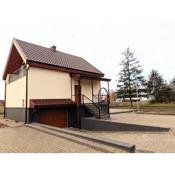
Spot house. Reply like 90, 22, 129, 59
3, 39, 110, 128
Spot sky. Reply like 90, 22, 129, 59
0, 0, 175, 99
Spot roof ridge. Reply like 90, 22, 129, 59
15, 38, 83, 60
14, 38, 104, 75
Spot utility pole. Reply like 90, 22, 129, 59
136, 78, 140, 112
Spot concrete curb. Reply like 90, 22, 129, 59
137, 111, 175, 116
81, 118, 170, 132
110, 110, 136, 115
26, 124, 112, 153
27, 123, 135, 153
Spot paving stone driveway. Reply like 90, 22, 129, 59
87, 130, 175, 153
81, 112, 175, 152
0, 126, 100, 153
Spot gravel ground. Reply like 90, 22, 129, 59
110, 113, 175, 128
0, 116, 24, 127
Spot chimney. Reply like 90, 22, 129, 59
50, 45, 56, 51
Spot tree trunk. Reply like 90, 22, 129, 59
129, 94, 133, 107
128, 82, 133, 107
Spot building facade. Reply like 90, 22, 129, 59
3, 39, 110, 128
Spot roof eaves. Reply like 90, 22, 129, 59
2, 38, 28, 80
80, 57, 104, 75
27, 60, 104, 77
2, 41, 14, 80
13, 38, 28, 63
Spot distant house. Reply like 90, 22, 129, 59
3, 39, 110, 128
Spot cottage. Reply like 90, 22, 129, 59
3, 39, 110, 128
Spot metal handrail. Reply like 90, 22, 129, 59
98, 87, 110, 118
82, 93, 110, 119
82, 94, 100, 119
82, 94, 99, 108
92, 95, 99, 103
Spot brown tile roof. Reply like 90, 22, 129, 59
30, 99, 77, 108
15, 39, 104, 76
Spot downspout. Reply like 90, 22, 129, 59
107, 81, 110, 118
78, 78, 81, 128
70, 76, 72, 100
25, 66, 30, 124
91, 79, 94, 102
4, 81, 6, 118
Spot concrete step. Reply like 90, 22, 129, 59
27, 123, 135, 153
85, 104, 108, 117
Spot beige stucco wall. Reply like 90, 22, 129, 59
28, 67, 71, 105
93, 80, 101, 95
81, 79, 92, 101
71, 78, 100, 102
6, 76, 26, 107
5, 66, 101, 107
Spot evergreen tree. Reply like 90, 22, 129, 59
147, 70, 165, 102
170, 77, 175, 86
168, 77, 175, 102
117, 48, 147, 107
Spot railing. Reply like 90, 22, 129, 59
72, 90, 110, 119
8, 66, 26, 84
82, 94, 100, 118
82, 94, 110, 119
82, 95, 99, 108
98, 88, 110, 119
92, 95, 98, 103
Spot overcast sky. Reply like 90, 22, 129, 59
0, 0, 175, 99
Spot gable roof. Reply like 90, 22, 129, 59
3, 39, 104, 80
17, 39, 103, 75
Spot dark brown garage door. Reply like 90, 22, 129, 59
40, 109, 68, 128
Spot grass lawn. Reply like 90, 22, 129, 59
111, 102, 175, 114
138, 104, 175, 113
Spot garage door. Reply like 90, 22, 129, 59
40, 109, 68, 128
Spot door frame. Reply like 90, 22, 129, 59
74, 85, 81, 105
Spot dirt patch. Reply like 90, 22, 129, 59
138, 106, 175, 114
0, 122, 8, 128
